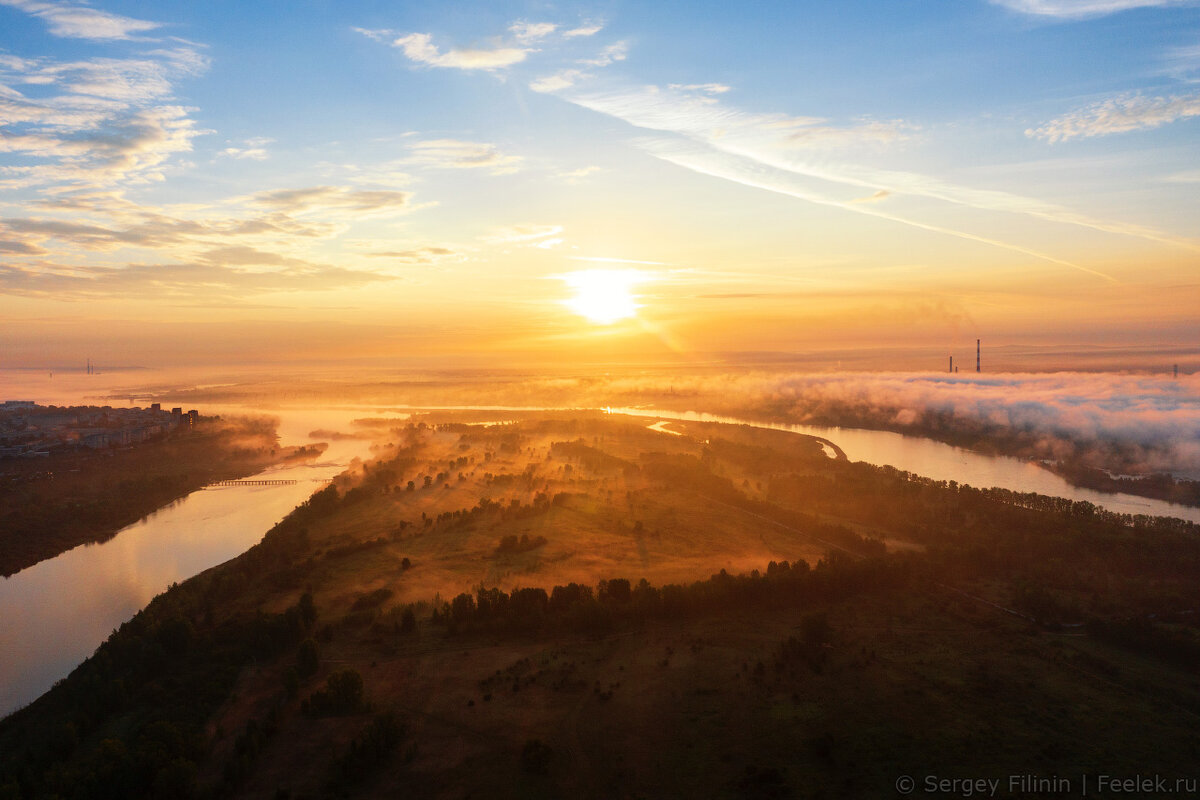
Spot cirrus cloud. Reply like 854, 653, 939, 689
0, 0, 160, 40
406, 139, 522, 175
1027, 91, 1200, 142
989, 0, 1194, 18
384, 31, 528, 70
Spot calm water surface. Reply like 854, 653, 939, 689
603, 407, 1200, 524
0, 403, 380, 716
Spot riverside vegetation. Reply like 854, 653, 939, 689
0, 415, 324, 577
2, 413, 1200, 798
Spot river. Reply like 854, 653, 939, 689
0, 403, 382, 717
1, 389, 1197, 717
603, 406, 1200, 523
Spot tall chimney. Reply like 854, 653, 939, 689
949, 355, 953, 373
976, 339, 980, 373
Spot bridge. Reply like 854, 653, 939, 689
209, 479, 299, 487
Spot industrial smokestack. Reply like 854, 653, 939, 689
976, 339, 980, 373
949, 355, 953, 373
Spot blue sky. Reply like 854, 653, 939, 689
0, 0, 1197, 365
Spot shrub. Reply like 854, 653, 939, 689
520, 738, 553, 774
302, 670, 366, 718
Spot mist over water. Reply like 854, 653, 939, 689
0, 402, 378, 717
3, 365, 1199, 717
606, 407, 1200, 522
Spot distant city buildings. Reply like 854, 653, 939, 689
0, 403, 200, 459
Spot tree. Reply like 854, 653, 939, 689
520, 739, 553, 774
450, 593, 476, 625
303, 670, 366, 717
296, 639, 319, 679
298, 591, 317, 631
599, 578, 631, 606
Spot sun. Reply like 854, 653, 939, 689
560, 269, 647, 325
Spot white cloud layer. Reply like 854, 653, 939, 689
530, 69, 588, 93
0, 0, 160, 39
989, 0, 1194, 18
0, 45, 210, 190
550, 83, 1198, 263
1028, 92, 1200, 142
563, 22, 603, 38
668, 83, 731, 95
219, 137, 273, 161
483, 224, 563, 244
581, 41, 628, 67
389, 32, 528, 70
509, 21, 556, 43
407, 139, 522, 174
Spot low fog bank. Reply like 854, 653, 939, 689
578, 371, 1199, 478
127, 368, 1200, 478
697, 372, 1200, 478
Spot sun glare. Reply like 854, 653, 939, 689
560, 269, 648, 325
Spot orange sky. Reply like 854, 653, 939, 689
1, 1, 1197, 370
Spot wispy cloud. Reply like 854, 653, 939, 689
640, 137, 1118, 281
0, 259, 395, 299
580, 41, 628, 67
365, 245, 460, 265
1028, 91, 1200, 142
0, 9, 436, 305
219, 137, 272, 161
0, 105, 209, 190
483, 224, 563, 244
248, 185, 414, 215
988, 0, 1194, 18
563, 22, 603, 38
563, 83, 907, 151
0, 178, 436, 301
508, 21, 556, 44
851, 189, 892, 204
530, 69, 587, 93
548, 82, 1198, 258
1162, 41, 1200, 81
555, 165, 602, 183
0, 180, 421, 263
0, 46, 210, 191
362, 18, 622, 85
668, 83, 731, 95
570, 255, 672, 266
0, 0, 160, 40
407, 139, 522, 174
380, 31, 528, 70
1164, 168, 1200, 182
